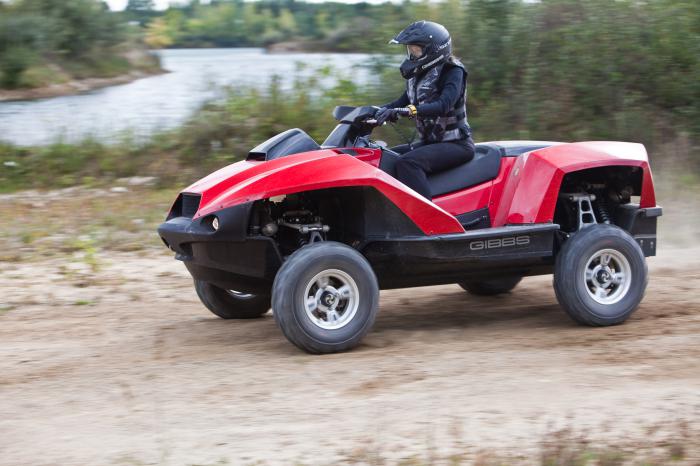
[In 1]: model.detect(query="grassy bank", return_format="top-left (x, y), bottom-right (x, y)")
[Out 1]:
top-left (0, 184), bottom-right (175, 264)
top-left (0, 66), bottom-right (401, 192)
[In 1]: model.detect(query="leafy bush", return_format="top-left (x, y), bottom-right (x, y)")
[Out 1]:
top-left (0, 0), bottom-right (155, 89)
top-left (0, 47), bottom-right (37, 88)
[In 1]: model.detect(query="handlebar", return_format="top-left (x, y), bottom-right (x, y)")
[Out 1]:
top-left (363, 108), bottom-right (412, 127)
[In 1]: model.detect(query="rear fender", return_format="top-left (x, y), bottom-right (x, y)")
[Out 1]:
top-left (492, 142), bottom-right (657, 226)
top-left (193, 150), bottom-right (464, 236)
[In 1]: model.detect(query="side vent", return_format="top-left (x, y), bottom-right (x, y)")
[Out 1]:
top-left (167, 193), bottom-right (201, 219)
top-left (181, 194), bottom-right (201, 218)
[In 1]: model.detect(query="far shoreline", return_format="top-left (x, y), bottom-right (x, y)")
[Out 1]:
top-left (0, 68), bottom-right (168, 103)
top-left (0, 46), bottom-right (386, 103)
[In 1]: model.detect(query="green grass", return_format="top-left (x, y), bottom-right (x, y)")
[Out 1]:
top-left (72, 299), bottom-right (95, 306)
top-left (0, 186), bottom-right (177, 263)
top-left (175, 424), bottom-right (697, 466)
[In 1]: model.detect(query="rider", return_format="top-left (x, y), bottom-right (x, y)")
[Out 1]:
top-left (376, 20), bottom-right (475, 199)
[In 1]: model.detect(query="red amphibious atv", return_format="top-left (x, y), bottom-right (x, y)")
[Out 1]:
top-left (158, 105), bottom-right (662, 353)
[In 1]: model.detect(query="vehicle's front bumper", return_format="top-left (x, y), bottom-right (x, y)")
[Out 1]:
top-left (157, 202), bottom-right (282, 293)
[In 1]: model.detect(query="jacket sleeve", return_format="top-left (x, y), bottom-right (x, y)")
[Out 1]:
top-left (416, 67), bottom-right (464, 117)
top-left (381, 91), bottom-right (410, 109)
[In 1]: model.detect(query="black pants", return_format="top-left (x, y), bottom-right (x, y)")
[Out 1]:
top-left (392, 138), bottom-right (475, 199)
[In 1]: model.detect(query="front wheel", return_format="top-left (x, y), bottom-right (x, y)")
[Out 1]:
top-left (553, 224), bottom-right (647, 326)
top-left (272, 242), bottom-right (379, 354)
top-left (194, 280), bottom-right (271, 319)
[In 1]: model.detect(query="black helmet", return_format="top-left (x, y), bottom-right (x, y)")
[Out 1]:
top-left (390, 20), bottom-right (452, 80)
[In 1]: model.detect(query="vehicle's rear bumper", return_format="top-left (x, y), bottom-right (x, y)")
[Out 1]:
top-left (617, 204), bottom-right (662, 257)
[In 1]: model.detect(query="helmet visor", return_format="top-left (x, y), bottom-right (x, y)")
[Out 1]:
top-left (406, 44), bottom-right (424, 60)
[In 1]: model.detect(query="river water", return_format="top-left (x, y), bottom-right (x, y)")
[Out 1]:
top-left (0, 48), bottom-right (382, 146)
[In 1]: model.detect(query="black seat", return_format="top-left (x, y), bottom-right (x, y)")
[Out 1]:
top-left (378, 140), bottom-right (560, 198)
top-left (486, 140), bottom-right (559, 157)
top-left (378, 143), bottom-right (504, 197)
top-left (427, 143), bottom-right (504, 197)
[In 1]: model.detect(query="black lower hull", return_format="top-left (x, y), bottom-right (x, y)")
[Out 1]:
top-left (161, 220), bottom-right (561, 292)
top-left (181, 237), bottom-right (282, 293)
top-left (361, 224), bottom-right (559, 289)
top-left (159, 217), bottom-right (662, 292)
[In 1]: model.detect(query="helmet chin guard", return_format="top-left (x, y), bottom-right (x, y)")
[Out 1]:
top-left (390, 20), bottom-right (452, 80)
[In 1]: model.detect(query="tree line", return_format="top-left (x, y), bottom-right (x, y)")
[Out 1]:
top-left (0, 0), bottom-right (157, 89)
top-left (137, 0), bottom-right (699, 145)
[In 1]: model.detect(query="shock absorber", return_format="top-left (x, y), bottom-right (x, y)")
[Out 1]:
top-left (595, 192), bottom-right (611, 224)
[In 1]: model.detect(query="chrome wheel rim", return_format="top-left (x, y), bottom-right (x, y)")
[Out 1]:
top-left (227, 290), bottom-right (254, 299)
top-left (583, 249), bottom-right (632, 305)
top-left (303, 269), bottom-right (359, 330)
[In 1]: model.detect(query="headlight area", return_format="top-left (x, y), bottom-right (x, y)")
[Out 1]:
top-left (202, 214), bottom-right (219, 232)
top-left (157, 202), bottom-right (254, 257)
top-left (157, 200), bottom-right (283, 287)
top-left (195, 202), bottom-right (254, 239)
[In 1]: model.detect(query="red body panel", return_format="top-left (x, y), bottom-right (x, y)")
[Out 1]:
top-left (186, 149), bottom-right (465, 235)
top-left (492, 142), bottom-right (655, 226)
top-left (352, 148), bottom-right (382, 168)
top-left (485, 157), bottom-right (518, 221)
top-left (433, 177), bottom-right (492, 216)
top-left (182, 141), bottom-right (657, 236)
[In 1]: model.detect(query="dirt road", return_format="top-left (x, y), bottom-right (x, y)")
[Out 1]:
top-left (1, 247), bottom-right (699, 465)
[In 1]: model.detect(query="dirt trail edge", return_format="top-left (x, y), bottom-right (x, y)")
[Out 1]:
top-left (1, 247), bottom-right (699, 465)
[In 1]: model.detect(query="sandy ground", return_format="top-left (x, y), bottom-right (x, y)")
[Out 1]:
top-left (1, 245), bottom-right (699, 465)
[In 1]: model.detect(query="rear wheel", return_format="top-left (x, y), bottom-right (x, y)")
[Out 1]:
top-left (272, 241), bottom-right (379, 354)
top-left (553, 224), bottom-right (647, 326)
top-left (194, 280), bottom-right (270, 319)
top-left (459, 276), bottom-right (522, 296)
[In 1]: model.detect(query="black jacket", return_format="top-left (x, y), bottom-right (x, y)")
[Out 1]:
top-left (383, 66), bottom-right (465, 117)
